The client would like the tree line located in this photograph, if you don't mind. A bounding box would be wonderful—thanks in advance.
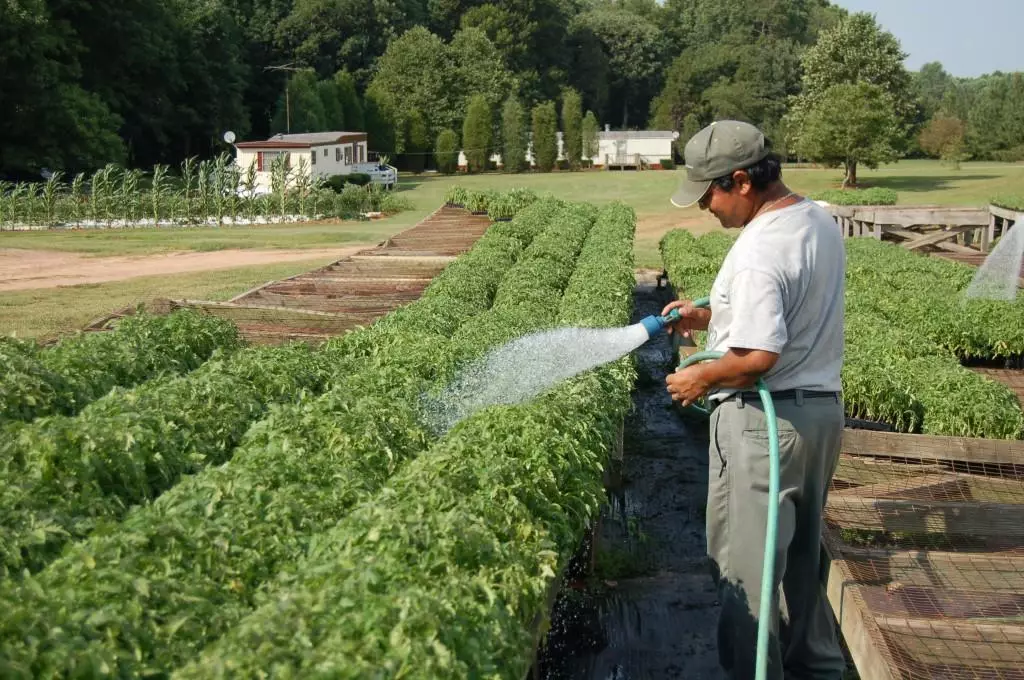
[2,0,1022,181]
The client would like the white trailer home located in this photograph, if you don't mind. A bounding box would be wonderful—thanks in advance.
[457,128,679,170]
[233,132,396,191]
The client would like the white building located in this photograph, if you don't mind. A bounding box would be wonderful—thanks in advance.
[233,131,370,191]
[457,128,679,170]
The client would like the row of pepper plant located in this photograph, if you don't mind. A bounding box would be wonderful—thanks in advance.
[0,195,620,676]
[659,230,1024,439]
[0,154,410,230]
[0,309,240,426]
[177,202,639,678]
[0,342,339,579]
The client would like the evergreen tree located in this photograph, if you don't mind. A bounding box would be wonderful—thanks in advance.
[502,98,528,173]
[561,88,583,169]
[531,101,559,172]
[462,94,492,173]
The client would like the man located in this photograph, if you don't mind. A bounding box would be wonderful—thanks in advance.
[663,120,846,680]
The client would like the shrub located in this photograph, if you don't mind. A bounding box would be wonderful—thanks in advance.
[345,173,372,186]
[444,186,469,207]
[660,158,675,169]
[325,175,347,193]
[434,129,459,174]
[809,188,898,206]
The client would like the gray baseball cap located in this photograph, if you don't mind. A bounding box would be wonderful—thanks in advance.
[670,120,771,208]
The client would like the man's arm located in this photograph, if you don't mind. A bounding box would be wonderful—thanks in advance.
[665,267,785,406]
[665,347,778,405]
[693,347,779,389]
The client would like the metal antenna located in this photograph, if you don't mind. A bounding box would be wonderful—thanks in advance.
[264,62,303,134]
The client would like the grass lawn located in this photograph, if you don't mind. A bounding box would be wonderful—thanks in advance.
[2,159,1019,338]
[0,257,337,339]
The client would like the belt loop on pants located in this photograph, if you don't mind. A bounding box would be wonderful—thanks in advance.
[736,391,745,409]
[795,388,804,406]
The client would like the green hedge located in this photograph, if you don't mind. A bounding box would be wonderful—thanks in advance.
[809,188,898,206]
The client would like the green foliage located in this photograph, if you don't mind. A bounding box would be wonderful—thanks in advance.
[572,8,667,128]
[366,26,514,156]
[0,154,410,229]
[581,110,601,163]
[532,101,560,172]
[791,81,902,186]
[809,188,898,206]
[462,94,492,173]
[991,195,1024,212]
[0,309,240,426]
[561,88,584,169]
[786,12,915,184]
[660,231,1024,439]
[918,115,969,168]
[172,203,636,678]
[435,129,460,174]
[0,198,620,676]
[444,186,470,207]
[0,343,335,578]
[502,98,528,173]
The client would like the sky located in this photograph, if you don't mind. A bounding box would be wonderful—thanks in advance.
[833,0,1022,77]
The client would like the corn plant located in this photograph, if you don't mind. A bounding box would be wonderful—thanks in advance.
[118,168,142,227]
[149,164,171,226]
[40,172,64,227]
[270,154,290,220]
[180,156,198,225]
[68,173,86,228]
[196,159,214,225]
[21,183,40,228]
[241,162,259,224]
[293,156,311,218]
[90,165,117,227]
[0,181,14,230]
[221,155,241,225]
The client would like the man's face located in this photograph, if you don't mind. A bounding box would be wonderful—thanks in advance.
[698,172,755,229]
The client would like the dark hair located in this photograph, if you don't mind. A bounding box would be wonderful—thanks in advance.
[711,151,783,193]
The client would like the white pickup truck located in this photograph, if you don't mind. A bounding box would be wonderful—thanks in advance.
[350,161,398,189]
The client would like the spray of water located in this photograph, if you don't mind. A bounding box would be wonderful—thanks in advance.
[965,225,1024,301]
[421,323,651,434]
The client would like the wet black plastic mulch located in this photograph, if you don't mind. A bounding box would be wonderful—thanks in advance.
[535,271,727,680]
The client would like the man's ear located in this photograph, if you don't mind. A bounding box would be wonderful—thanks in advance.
[733,169,753,195]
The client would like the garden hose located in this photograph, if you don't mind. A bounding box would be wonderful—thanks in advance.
[679,297,779,680]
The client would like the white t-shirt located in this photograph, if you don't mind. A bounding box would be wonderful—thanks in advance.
[705,198,845,400]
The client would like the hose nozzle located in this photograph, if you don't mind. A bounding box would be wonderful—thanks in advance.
[638,308,681,339]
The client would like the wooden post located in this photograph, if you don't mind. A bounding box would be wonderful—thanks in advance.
[873,219,883,240]
[983,210,996,252]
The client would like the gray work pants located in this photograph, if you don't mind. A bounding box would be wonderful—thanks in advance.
[706,391,846,680]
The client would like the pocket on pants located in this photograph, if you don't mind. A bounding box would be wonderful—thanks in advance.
[739,427,797,493]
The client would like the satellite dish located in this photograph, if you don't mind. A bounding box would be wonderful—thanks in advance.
[223,131,237,144]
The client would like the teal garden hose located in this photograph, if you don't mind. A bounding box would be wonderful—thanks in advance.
[640,296,780,680]
[687,297,778,680]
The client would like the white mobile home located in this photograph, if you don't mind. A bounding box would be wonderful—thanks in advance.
[457,128,679,170]
[233,131,383,191]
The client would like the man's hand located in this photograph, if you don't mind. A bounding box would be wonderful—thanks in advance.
[666,364,711,407]
[660,299,711,339]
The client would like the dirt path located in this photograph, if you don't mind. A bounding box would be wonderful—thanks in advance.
[0,246,369,292]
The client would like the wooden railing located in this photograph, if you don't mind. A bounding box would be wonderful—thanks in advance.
[824,204,1019,254]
